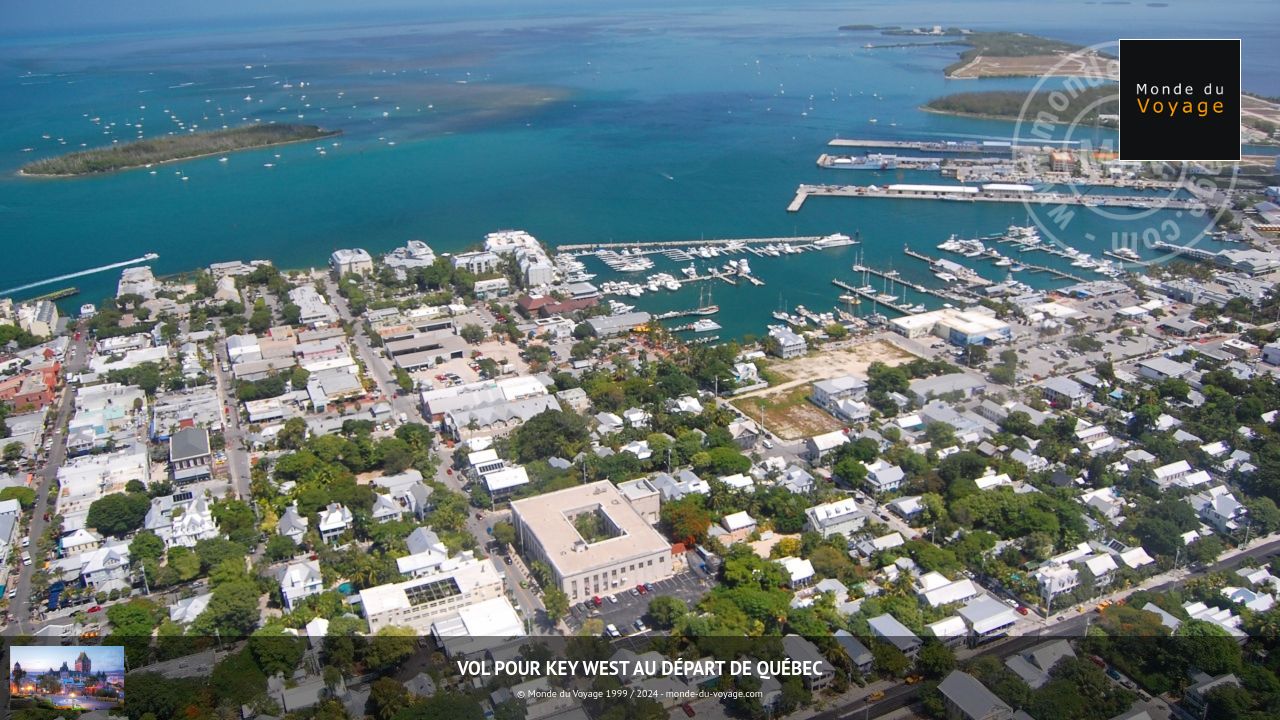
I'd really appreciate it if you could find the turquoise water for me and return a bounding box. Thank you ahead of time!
[1,0,1276,339]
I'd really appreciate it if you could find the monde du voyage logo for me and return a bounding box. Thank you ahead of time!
[1119,39,1241,161]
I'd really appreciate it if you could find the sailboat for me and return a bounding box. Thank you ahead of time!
[693,285,719,315]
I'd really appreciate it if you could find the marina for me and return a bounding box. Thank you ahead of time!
[817,153,942,170]
[827,138,1074,153]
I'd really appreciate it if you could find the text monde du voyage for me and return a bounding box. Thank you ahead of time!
[1133,82,1229,118]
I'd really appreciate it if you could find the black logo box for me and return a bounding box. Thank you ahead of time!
[1119,38,1241,162]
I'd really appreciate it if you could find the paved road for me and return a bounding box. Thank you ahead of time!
[210,344,251,499]
[5,328,89,636]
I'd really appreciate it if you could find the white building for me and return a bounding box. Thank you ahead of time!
[511,481,674,602]
[278,560,325,610]
[865,459,905,494]
[144,492,221,549]
[277,503,309,545]
[812,376,868,411]
[359,555,505,634]
[330,248,374,277]
[768,326,807,358]
[384,241,437,275]
[804,498,867,539]
[317,503,353,544]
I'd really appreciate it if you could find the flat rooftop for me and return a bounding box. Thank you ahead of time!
[511,480,670,578]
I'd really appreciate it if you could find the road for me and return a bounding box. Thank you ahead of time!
[5,328,89,636]
[321,274,420,423]
[210,344,252,499]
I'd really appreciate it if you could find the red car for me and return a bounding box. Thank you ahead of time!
[636,584,647,594]
[88,605,102,613]
[592,596,603,607]
[1017,606,1029,615]
[681,704,695,718]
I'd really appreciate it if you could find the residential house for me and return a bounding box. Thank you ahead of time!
[768,326,806,358]
[958,596,1019,642]
[812,376,868,412]
[1004,640,1076,689]
[1039,377,1088,407]
[804,498,866,539]
[867,613,922,658]
[833,630,875,675]
[317,503,353,544]
[144,492,220,549]
[1188,486,1247,534]
[937,671,1012,720]
[864,460,905,494]
[277,560,325,610]
[806,430,849,463]
[782,635,833,691]
[277,503,309,545]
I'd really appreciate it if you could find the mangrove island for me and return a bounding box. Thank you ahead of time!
[19,123,341,177]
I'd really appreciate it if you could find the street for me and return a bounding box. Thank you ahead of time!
[4,327,89,636]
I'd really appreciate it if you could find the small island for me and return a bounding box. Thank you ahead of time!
[923,85,1119,125]
[942,31,1115,79]
[19,123,341,177]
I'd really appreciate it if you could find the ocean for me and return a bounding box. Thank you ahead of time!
[1,0,1277,339]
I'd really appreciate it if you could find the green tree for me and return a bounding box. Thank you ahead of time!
[492,521,517,547]
[249,624,306,676]
[647,596,688,629]
[129,531,166,562]
[363,625,417,672]
[265,534,298,562]
[86,492,150,536]
[0,486,36,509]
[543,587,570,622]
[460,324,487,344]
[917,642,955,679]
[370,677,411,720]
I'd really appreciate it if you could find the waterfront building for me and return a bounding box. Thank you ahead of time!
[329,248,374,277]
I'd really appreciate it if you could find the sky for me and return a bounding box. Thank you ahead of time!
[9,646,124,673]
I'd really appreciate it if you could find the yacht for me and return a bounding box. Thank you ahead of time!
[813,233,858,248]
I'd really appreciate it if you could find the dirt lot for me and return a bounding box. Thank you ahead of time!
[731,338,916,440]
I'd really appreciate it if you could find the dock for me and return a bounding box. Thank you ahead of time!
[903,245,1085,284]
[817,153,943,169]
[830,279,913,315]
[827,138,1077,153]
[30,287,79,302]
[557,236,823,254]
[786,184,1209,213]
[655,307,720,320]
[854,264,969,303]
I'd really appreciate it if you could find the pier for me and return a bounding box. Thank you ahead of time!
[827,138,1078,152]
[557,236,824,254]
[830,279,913,315]
[904,245,1085,284]
[817,153,944,169]
[786,184,1209,213]
[853,264,970,303]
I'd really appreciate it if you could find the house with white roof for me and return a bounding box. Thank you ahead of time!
[856,532,905,558]
[958,596,1019,641]
[371,493,404,524]
[926,616,969,648]
[277,560,325,610]
[777,557,816,588]
[277,503,309,545]
[650,470,709,501]
[169,592,213,625]
[804,498,866,539]
[812,376,868,412]
[917,573,981,608]
[806,430,849,463]
[888,495,924,520]
[144,491,220,549]
[1188,486,1247,534]
[864,459,905,494]
[778,464,816,494]
[79,541,131,589]
[317,503,353,544]
[721,511,757,542]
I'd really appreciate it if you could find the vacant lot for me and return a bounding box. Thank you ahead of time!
[732,339,916,440]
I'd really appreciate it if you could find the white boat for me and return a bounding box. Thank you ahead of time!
[737,259,752,276]
[690,319,722,333]
[814,233,858,248]
[79,303,97,317]
[994,257,1012,267]
[665,280,681,291]
[934,272,958,283]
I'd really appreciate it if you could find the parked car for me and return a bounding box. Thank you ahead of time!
[681,704,695,718]
[592,596,603,607]
[607,595,618,604]
[605,623,621,638]
[88,605,102,613]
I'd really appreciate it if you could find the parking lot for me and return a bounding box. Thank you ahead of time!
[568,567,714,636]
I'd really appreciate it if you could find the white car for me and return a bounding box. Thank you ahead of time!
[606,623,621,638]
[20,537,29,548]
